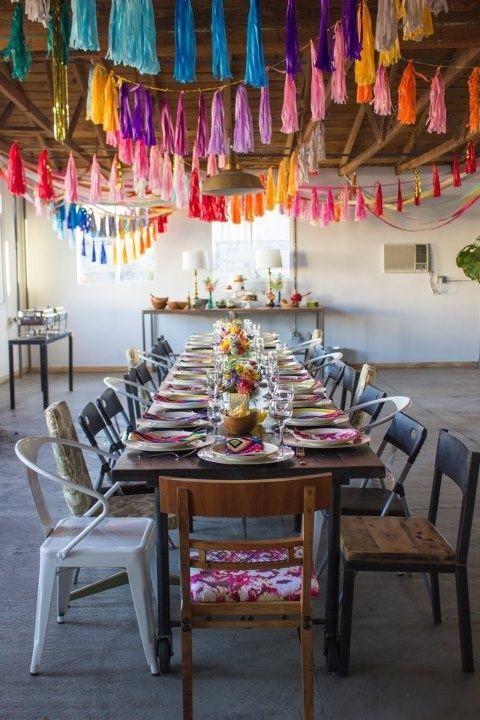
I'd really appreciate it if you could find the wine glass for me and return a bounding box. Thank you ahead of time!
[269,387,294,458]
[207,395,225,444]
[265,367,279,399]
[205,369,220,398]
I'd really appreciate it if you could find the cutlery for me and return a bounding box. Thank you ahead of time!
[295,446,306,465]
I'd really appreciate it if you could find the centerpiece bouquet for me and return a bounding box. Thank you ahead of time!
[222,359,261,397]
[218,320,250,356]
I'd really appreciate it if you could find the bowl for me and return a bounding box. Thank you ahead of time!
[167,301,189,311]
[194,298,208,309]
[216,300,227,309]
[222,410,258,436]
[150,295,168,310]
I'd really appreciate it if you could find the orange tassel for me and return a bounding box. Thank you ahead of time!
[244,194,254,222]
[112,239,118,265]
[468,67,480,134]
[266,166,276,210]
[143,225,151,249]
[149,223,157,244]
[334,203,341,222]
[254,192,265,217]
[276,159,288,205]
[356,85,373,103]
[138,229,145,254]
[231,196,242,224]
[397,61,416,125]
[121,240,128,264]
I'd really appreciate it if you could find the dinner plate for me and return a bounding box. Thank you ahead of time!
[177,360,214,368]
[126,430,211,452]
[173,368,208,377]
[137,410,209,429]
[280,380,317,393]
[286,408,348,427]
[198,445,295,465]
[292,397,332,408]
[286,428,370,449]
[151,395,209,410]
[210,441,278,462]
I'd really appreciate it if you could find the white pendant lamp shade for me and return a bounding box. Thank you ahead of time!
[182,249,209,271]
[255,248,283,270]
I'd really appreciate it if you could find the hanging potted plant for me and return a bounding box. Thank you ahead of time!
[456,238,480,283]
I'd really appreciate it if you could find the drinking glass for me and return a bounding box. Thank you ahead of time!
[205,369,221,398]
[207,395,225,444]
[269,387,294,458]
[266,368,280,398]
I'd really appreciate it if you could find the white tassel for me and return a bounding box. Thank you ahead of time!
[428,0,448,15]
[297,144,309,186]
[13,0,51,24]
[403,0,425,40]
[375,0,398,52]
[307,122,326,174]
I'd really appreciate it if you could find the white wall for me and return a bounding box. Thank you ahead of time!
[25,169,480,367]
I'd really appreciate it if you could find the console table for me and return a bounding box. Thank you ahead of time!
[9,332,73,410]
[141,306,324,351]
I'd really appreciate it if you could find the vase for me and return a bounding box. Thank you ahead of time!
[223,393,257,435]
[207,291,214,309]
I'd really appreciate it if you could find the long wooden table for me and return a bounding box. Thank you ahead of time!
[112,435,385,674]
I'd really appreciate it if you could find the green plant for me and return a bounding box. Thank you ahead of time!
[456,238,480,283]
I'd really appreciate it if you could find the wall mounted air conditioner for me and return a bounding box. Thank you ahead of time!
[383,243,430,273]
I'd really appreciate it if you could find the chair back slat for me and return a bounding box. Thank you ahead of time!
[135,361,157,391]
[159,474,331,517]
[340,365,359,410]
[383,412,427,464]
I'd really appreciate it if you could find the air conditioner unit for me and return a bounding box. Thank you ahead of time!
[383,243,430,273]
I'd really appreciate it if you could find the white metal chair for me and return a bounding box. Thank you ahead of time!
[304,351,343,374]
[348,396,412,432]
[15,436,159,676]
[104,376,154,408]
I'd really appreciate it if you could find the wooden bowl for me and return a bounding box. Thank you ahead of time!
[222,410,258,436]
[150,295,168,310]
[167,301,189,310]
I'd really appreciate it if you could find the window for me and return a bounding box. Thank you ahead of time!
[212,213,292,286]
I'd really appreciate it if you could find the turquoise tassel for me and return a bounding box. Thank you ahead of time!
[245,0,267,88]
[2,3,32,81]
[108,0,159,75]
[70,0,99,52]
[211,0,231,80]
[174,0,196,83]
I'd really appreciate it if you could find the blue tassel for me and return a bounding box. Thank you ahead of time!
[245,0,267,88]
[67,203,77,230]
[81,235,86,257]
[174,0,196,83]
[211,0,231,80]
[91,239,97,262]
[100,240,108,264]
[70,0,99,52]
[107,0,159,75]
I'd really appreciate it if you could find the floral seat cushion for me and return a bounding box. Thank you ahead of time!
[190,548,319,603]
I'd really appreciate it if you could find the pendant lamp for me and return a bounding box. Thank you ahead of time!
[202,147,263,196]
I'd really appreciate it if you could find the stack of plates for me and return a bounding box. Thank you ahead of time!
[286,407,348,427]
[198,442,294,465]
[137,410,208,429]
[126,429,211,453]
[287,427,370,449]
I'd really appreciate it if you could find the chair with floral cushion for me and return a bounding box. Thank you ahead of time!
[159,473,332,720]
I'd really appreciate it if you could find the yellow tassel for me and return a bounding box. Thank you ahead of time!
[379,39,401,68]
[266,166,276,210]
[89,65,108,125]
[103,73,119,133]
[131,234,137,261]
[138,229,145,255]
[149,223,157,244]
[143,225,151,249]
[287,152,297,197]
[355,1,375,90]
[121,240,128,264]
[276,159,288,205]
[112,239,118,265]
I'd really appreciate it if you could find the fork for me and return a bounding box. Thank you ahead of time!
[295,445,306,465]
[136,446,200,461]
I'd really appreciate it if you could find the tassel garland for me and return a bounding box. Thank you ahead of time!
[245,0,267,88]
[233,84,254,153]
[310,40,326,121]
[432,163,441,197]
[427,68,447,134]
[259,85,272,144]
[332,23,347,105]
[280,74,299,134]
[211,0,232,80]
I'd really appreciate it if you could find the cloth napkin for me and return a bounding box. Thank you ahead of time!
[294,409,343,420]
[141,411,200,422]
[130,430,206,444]
[154,393,207,403]
[292,429,360,442]
[225,436,264,455]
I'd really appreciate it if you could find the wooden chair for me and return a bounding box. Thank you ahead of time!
[159,474,332,720]
[339,429,480,676]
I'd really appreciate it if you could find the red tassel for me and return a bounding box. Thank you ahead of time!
[373,181,383,216]
[452,154,461,187]
[414,169,421,206]
[465,140,476,174]
[37,148,54,202]
[213,195,227,222]
[432,163,441,197]
[8,142,26,195]
[201,193,216,222]
[396,179,403,212]
[188,169,201,219]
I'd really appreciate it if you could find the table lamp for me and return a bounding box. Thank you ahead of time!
[255,248,283,307]
[182,250,209,302]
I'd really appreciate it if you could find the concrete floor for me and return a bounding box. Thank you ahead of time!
[0,368,479,720]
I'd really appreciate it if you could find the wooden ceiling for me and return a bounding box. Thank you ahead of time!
[0,0,478,176]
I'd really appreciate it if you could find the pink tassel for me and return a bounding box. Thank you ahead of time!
[354,187,367,221]
[191,141,200,172]
[106,130,120,147]
[64,153,79,204]
[332,24,347,104]
[173,154,188,209]
[291,192,301,218]
[89,154,103,203]
[373,65,392,116]
[118,137,134,165]
[108,155,123,203]
[133,140,149,197]
[281,74,299,134]
[207,153,218,176]
[374,181,383,216]
[310,41,325,121]
[310,187,320,224]
[148,145,163,194]
[218,153,226,169]
[325,189,335,222]
[160,97,175,154]
[319,202,329,227]
[174,92,188,156]
[340,186,349,221]
[427,68,447,134]
[161,152,173,201]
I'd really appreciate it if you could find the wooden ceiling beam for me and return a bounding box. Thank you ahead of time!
[0,102,15,128]
[339,46,480,176]
[340,104,366,169]
[67,95,85,141]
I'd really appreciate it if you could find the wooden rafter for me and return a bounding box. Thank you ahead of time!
[0,102,15,128]
[67,95,85,141]
[340,105,366,169]
[339,47,480,176]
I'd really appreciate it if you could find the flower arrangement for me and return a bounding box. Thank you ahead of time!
[222,359,260,397]
[218,320,250,356]
[204,276,218,293]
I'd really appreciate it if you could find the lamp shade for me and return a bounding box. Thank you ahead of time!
[182,249,209,271]
[255,248,283,270]
[202,148,263,197]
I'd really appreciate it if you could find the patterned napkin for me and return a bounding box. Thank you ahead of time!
[292,429,360,442]
[141,411,200,422]
[130,430,206,444]
[294,409,344,420]
[225,436,264,455]
[154,393,207,403]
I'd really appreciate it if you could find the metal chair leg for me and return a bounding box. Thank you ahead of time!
[339,568,355,677]
[455,566,474,672]
[430,572,441,624]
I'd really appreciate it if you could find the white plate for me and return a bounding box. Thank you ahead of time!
[178,360,214,368]
[173,369,208,377]
[151,398,209,410]
[286,409,348,427]
[198,445,294,465]
[137,416,209,429]
[287,430,370,450]
[280,381,317,393]
[210,440,278,462]
[126,431,211,452]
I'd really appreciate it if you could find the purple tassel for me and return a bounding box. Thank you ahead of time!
[259,85,272,144]
[119,83,133,140]
[160,97,175,154]
[208,89,227,156]
[195,92,209,158]
[341,0,362,60]
[233,84,254,154]
[144,89,156,146]
[132,86,144,142]
[174,92,188,156]
[315,0,334,72]
[285,0,300,76]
